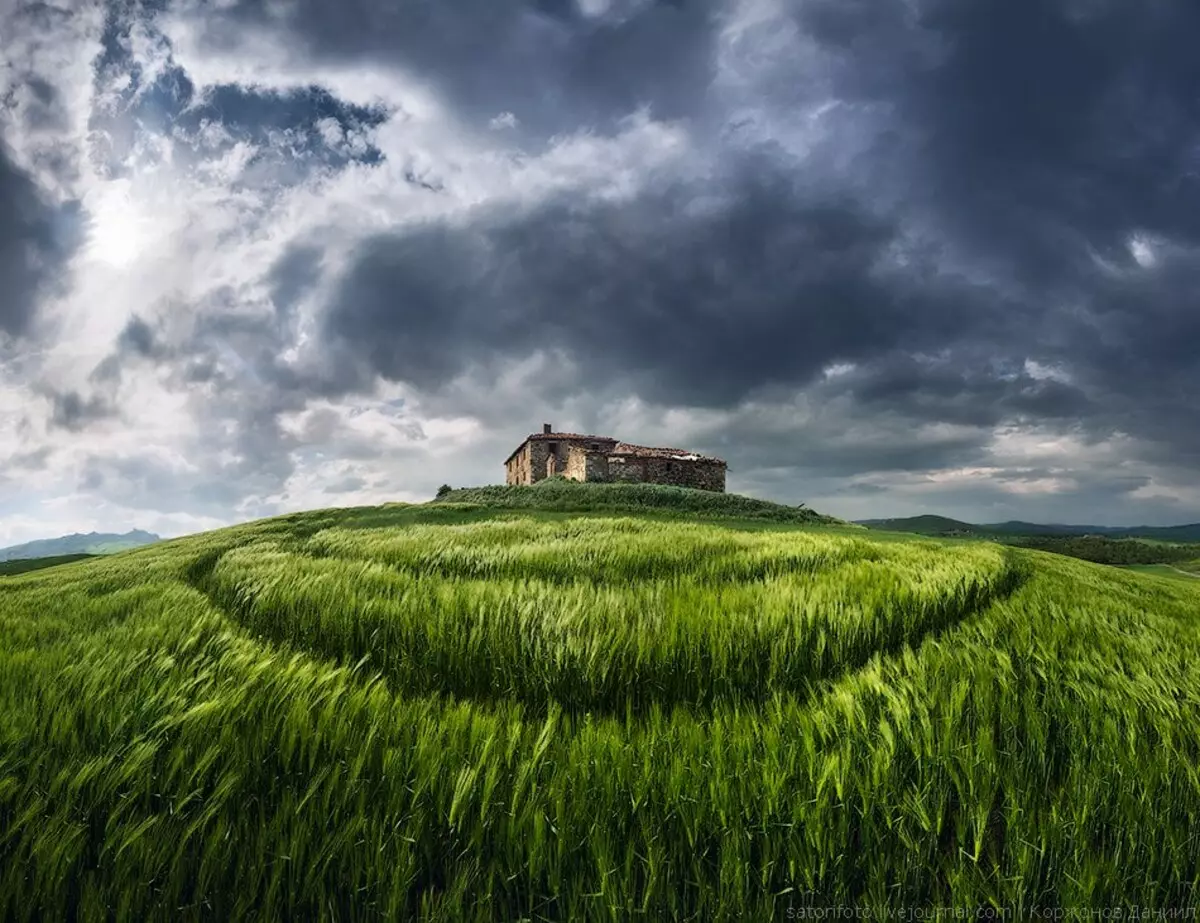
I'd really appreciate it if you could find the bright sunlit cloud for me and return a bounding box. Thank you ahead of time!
[83,180,156,268]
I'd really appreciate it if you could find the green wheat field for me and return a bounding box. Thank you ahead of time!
[2,483,1198,920]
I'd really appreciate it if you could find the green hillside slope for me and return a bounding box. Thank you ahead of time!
[855,514,983,534]
[436,479,848,524]
[1112,524,1200,542]
[1007,535,1200,565]
[0,553,96,576]
[1,490,1198,919]
[858,514,1200,543]
[1121,564,1200,582]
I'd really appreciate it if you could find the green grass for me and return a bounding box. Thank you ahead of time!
[203,519,1018,715]
[1120,563,1200,582]
[1,490,1199,920]
[435,478,850,525]
[0,553,96,576]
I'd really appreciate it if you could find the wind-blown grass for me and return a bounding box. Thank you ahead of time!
[200,519,1019,713]
[1,500,1198,920]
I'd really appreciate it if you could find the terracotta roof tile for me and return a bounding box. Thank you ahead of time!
[504,432,725,466]
[529,433,618,443]
[610,442,727,465]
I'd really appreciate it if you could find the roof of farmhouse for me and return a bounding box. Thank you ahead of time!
[505,430,726,466]
[611,443,726,465]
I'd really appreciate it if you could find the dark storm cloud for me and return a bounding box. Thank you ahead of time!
[797,0,1200,275]
[860,0,1200,472]
[186,280,372,400]
[782,0,1200,457]
[322,159,1004,408]
[306,0,1200,491]
[742,423,985,480]
[944,3,1199,261]
[1063,246,1200,469]
[0,146,78,338]
[26,0,1193,526]
[843,354,1094,428]
[181,0,716,136]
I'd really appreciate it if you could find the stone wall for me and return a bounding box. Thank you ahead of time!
[662,458,725,492]
[606,455,643,483]
[604,455,725,491]
[507,438,725,491]
[584,452,611,482]
[528,440,553,483]
[506,442,545,485]
[504,445,533,485]
[564,444,587,482]
[564,445,611,482]
[508,438,605,485]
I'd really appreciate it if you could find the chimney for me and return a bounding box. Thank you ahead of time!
[543,423,552,434]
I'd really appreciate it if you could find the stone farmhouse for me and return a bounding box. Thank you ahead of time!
[504,424,727,492]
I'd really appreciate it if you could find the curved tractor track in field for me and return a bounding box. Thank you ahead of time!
[182,520,1029,717]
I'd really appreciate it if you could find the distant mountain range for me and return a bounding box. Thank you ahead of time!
[0,530,161,562]
[855,515,1200,542]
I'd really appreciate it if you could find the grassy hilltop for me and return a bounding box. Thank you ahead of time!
[434,478,848,524]
[1,483,1199,919]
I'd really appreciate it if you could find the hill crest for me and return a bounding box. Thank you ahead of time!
[857,515,1200,542]
[434,480,849,525]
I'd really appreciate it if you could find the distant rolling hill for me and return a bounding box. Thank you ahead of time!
[857,516,1200,542]
[1092,523,1200,542]
[0,529,161,562]
[854,515,982,535]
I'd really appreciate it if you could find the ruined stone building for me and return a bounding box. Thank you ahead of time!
[504,424,727,492]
